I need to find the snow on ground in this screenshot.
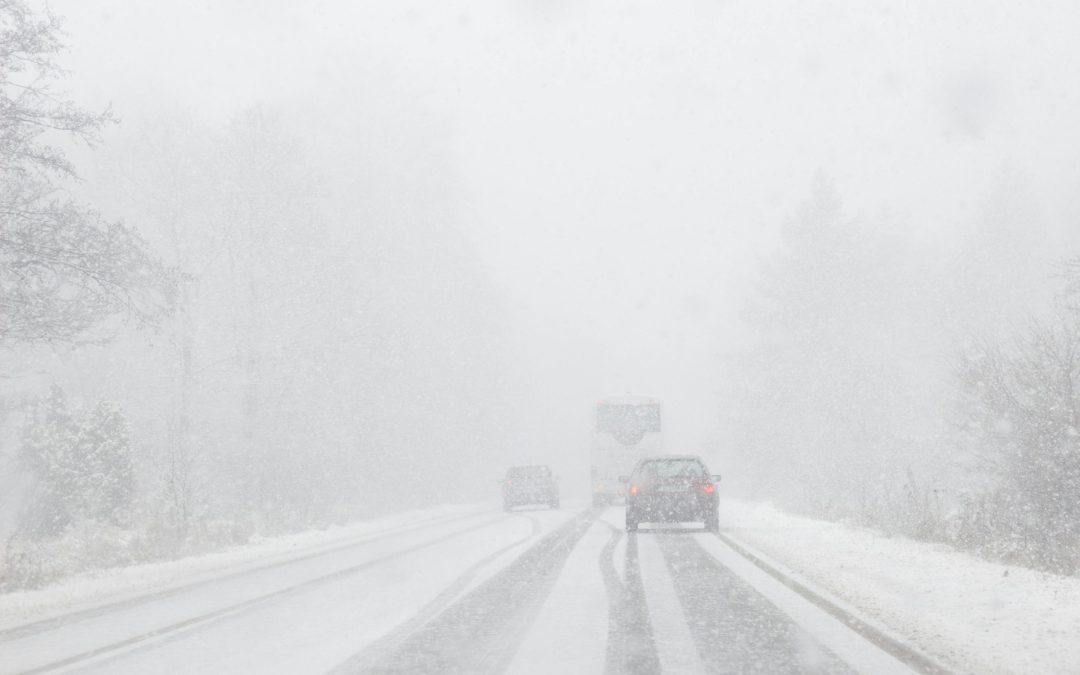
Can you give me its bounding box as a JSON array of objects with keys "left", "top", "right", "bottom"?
[
  {"left": 505, "top": 509, "right": 610, "bottom": 675},
  {"left": 719, "top": 498, "right": 1080, "bottom": 675},
  {"left": 67, "top": 509, "right": 548, "bottom": 675},
  {"left": 0, "top": 504, "right": 580, "bottom": 674},
  {"left": 8, "top": 497, "right": 1075, "bottom": 675},
  {"left": 0, "top": 502, "right": 489, "bottom": 632},
  {"left": 637, "top": 531, "right": 708, "bottom": 674},
  {"left": 693, "top": 533, "right": 915, "bottom": 675},
  {"left": 454, "top": 502, "right": 582, "bottom": 599}
]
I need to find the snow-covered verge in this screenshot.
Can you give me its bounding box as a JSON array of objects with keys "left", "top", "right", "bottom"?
[
  {"left": 719, "top": 498, "right": 1080, "bottom": 675},
  {"left": 0, "top": 502, "right": 487, "bottom": 633}
]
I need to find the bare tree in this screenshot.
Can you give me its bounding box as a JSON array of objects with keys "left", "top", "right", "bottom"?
[
  {"left": 1062, "top": 256, "right": 1080, "bottom": 311},
  {"left": 0, "top": 0, "right": 173, "bottom": 346}
]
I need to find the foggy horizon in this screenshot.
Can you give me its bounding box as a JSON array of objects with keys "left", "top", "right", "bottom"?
[{"left": 2, "top": 1, "right": 1080, "bottom": 673}]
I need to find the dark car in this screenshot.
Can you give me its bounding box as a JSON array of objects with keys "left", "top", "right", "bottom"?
[
  {"left": 622, "top": 455, "right": 720, "bottom": 532},
  {"left": 502, "top": 465, "right": 560, "bottom": 511}
]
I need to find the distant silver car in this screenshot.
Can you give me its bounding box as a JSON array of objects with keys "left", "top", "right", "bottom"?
[{"left": 502, "top": 465, "right": 560, "bottom": 510}]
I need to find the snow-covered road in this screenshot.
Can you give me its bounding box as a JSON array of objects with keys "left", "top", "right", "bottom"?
[{"left": 0, "top": 503, "right": 932, "bottom": 675}]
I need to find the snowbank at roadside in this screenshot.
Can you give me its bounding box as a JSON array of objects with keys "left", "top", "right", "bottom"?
[
  {"left": 0, "top": 503, "right": 487, "bottom": 633},
  {"left": 719, "top": 498, "right": 1080, "bottom": 675}
]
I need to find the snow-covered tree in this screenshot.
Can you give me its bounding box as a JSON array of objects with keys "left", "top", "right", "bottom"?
[
  {"left": 724, "top": 175, "right": 949, "bottom": 529},
  {"left": 17, "top": 387, "right": 134, "bottom": 536},
  {"left": 0, "top": 0, "right": 172, "bottom": 346},
  {"left": 16, "top": 385, "right": 75, "bottom": 536},
  {"left": 955, "top": 307, "right": 1080, "bottom": 573},
  {"left": 73, "top": 401, "right": 134, "bottom": 525}
]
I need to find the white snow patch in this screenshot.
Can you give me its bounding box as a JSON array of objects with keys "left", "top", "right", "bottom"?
[
  {"left": 719, "top": 498, "right": 1080, "bottom": 675},
  {"left": 0, "top": 505, "right": 552, "bottom": 674},
  {"left": 0, "top": 503, "right": 488, "bottom": 632}
]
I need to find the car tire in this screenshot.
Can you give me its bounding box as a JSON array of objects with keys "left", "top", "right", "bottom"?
[
  {"left": 705, "top": 509, "right": 719, "bottom": 532},
  {"left": 626, "top": 509, "right": 638, "bottom": 532}
]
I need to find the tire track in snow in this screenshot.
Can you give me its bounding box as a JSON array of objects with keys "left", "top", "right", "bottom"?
[
  {"left": 598, "top": 522, "right": 661, "bottom": 675},
  {"left": 0, "top": 507, "right": 490, "bottom": 642},
  {"left": 12, "top": 514, "right": 511, "bottom": 675},
  {"left": 657, "top": 532, "right": 854, "bottom": 674},
  {"left": 328, "top": 513, "right": 543, "bottom": 673},
  {"left": 347, "top": 507, "right": 599, "bottom": 675},
  {"left": 711, "top": 532, "right": 952, "bottom": 675}
]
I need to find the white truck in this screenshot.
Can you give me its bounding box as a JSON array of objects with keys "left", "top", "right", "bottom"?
[{"left": 591, "top": 395, "right": 663, "bottom": 506}]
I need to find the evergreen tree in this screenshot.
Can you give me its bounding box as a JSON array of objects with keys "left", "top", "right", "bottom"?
[
  {"left": 19, "top": 386, "right": 77, "bottom": 536},
  {"left": 73, "top": 401, "right": 134, "bottom": 524},
  {"left": 18, "top": 387, "right": 134, "bottom": 536}
]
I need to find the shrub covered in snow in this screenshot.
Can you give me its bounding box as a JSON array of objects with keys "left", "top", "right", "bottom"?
[
  {"left": 17, "top": 387, "right": 134, "bottom": 537},
  {"left": 953, "top": 306, "right": 1080, "bottom": 575},
  {"left": 2, "top": 389, "right": 138, "bottom": 590},
  {"left": 1, "top": 519, "right": 137, "bottom": 591}
]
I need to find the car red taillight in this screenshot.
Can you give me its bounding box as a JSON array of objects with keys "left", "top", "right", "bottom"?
[
  {"left": 629, "top": 484, "right": 640, "bottom": 496},
  {"left": 702, "top": 483, "right": 715, "bottom": 494}
]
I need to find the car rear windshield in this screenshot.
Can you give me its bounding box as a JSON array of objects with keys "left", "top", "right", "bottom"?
[{"left": 636, "top": 459, "right": 705, "bottom": 479}]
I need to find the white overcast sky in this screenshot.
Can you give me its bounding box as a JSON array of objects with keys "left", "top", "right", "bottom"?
[{"left": 53, "top": 0, "right": 1080, "bottom": 455}]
